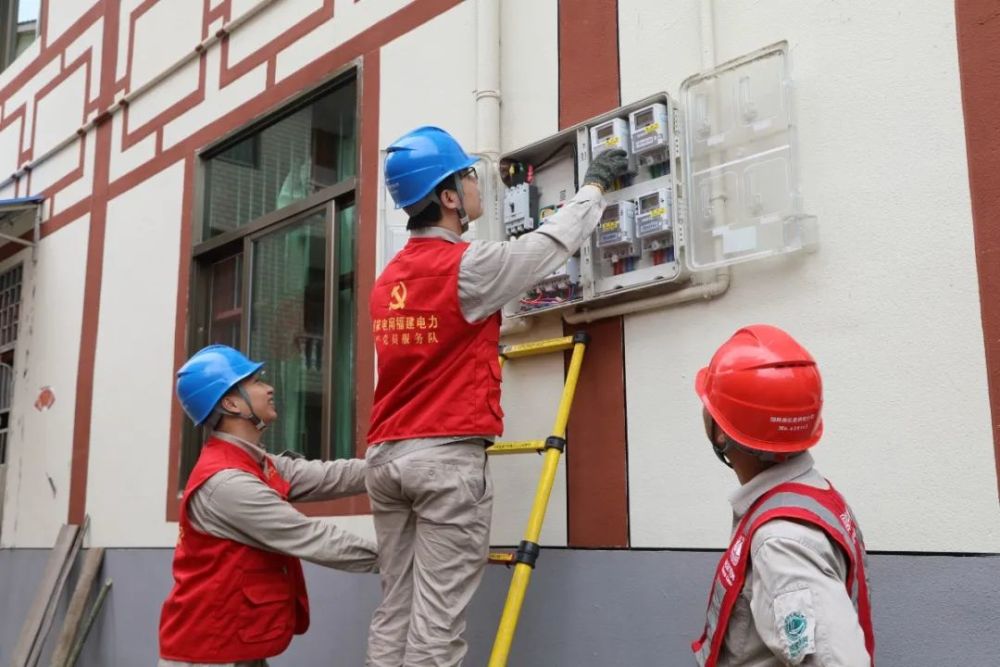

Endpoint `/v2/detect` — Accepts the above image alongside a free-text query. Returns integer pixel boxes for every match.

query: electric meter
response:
[629,103,669,166]
[590,118,630,159]
[596,200,639,261]
[636,188,672,248]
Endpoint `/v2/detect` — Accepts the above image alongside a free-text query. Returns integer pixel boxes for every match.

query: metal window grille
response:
[0,263,22,352]
[0,362,12,464]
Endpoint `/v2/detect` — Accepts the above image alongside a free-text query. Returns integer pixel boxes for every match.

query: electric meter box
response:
[590,118,630,159]
[636,187,672,249]
[484,41,815,322]
[630,103,670,166]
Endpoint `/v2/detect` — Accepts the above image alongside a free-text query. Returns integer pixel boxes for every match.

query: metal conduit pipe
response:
[476,0,533,339]
[562,268,730,324]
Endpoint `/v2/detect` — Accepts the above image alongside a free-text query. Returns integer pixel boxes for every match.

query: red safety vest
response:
[159,438,309,663]
[693,482,875,666]
[367,237,503,444]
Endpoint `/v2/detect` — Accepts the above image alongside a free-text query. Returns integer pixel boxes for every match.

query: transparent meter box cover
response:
[680,41,815,270]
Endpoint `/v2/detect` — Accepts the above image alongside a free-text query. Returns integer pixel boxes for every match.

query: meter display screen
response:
[597,124,613,140]
[639,193,660,213]
[601,205,619,222]
[635,109,654,128]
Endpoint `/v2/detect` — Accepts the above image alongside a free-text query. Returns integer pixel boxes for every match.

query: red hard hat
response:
[695,325,823,454]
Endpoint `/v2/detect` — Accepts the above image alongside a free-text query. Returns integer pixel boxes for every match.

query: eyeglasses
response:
[459,166,479,182]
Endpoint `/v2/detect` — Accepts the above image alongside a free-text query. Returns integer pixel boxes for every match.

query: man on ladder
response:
[364,125,627,666]
[692,325,875,666]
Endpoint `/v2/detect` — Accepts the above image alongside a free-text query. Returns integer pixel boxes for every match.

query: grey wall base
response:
[1,548,997,666]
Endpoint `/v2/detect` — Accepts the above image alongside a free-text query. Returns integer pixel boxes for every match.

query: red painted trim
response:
[956,0,1000,497]
[266,57,276,89]
[558,0,629,548]
[67,0,120,525]
[218,0,335,89]
[40,0,49,50]
[354,48,379,460]
[206,0,230,24]
[165,156,197,523]
[558,0,621,130]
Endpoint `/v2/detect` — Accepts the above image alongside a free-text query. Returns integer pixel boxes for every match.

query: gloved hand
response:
[583,148,629,193]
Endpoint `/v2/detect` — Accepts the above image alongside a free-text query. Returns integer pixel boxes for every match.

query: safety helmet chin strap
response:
[711,433,791,469]
[452,172,470,231]
[215,384,267,432]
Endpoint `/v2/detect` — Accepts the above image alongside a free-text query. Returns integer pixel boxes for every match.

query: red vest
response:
[367,237,503,443]
[693,482,875,666]
[159,438,309,663]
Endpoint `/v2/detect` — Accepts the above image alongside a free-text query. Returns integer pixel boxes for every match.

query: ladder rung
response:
[499,336,576,360]
[488,552,515,565]
[486,440,545,455]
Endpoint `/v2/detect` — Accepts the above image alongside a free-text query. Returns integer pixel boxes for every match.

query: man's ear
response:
[219,394,241,414]
[439,188,460,211]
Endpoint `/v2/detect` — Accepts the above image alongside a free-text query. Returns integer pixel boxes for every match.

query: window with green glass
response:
[180,71,358,486]
[201,77,357,240]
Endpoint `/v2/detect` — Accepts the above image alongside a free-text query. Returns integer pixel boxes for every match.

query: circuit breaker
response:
[590,118,630,159]
[503,183,536,236]
[630,103,669,167]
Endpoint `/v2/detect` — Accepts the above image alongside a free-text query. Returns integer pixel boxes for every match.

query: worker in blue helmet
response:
[158,344,378,667]
[364,126,628,665]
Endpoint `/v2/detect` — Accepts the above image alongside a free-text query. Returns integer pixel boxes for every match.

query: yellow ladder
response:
[484,331,589,667]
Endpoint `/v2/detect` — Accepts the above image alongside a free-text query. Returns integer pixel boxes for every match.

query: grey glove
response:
[583,148,629,192]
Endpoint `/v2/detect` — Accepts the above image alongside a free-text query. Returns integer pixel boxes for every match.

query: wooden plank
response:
[9,524,79,667]
[65,578,113,667]
[27,516,89,666]
[51,547,105,667]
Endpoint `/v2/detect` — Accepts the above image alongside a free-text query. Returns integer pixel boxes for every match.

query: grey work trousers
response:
[364,441,494,667]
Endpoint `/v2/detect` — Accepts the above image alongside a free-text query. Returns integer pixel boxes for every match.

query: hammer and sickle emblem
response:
[389,281,407,310]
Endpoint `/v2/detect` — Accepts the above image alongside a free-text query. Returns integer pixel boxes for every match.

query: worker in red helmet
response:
[691,325,875,667]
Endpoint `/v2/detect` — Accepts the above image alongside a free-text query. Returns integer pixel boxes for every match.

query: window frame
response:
[0,0,40,72]
[181,69,360,482]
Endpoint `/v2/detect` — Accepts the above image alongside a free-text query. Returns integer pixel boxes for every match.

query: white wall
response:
[86,162,185,547]
[619,0,1000,551]
[0,220,89,548]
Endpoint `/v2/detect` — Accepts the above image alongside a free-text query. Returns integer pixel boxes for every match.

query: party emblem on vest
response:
[730,534,745,566]
[389,281,408,310]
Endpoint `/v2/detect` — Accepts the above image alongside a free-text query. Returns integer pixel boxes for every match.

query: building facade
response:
[0,0,998,664]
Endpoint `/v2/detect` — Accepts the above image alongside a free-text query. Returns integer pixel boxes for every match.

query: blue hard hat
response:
[176,345,264,426]
[385,126,477,209]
